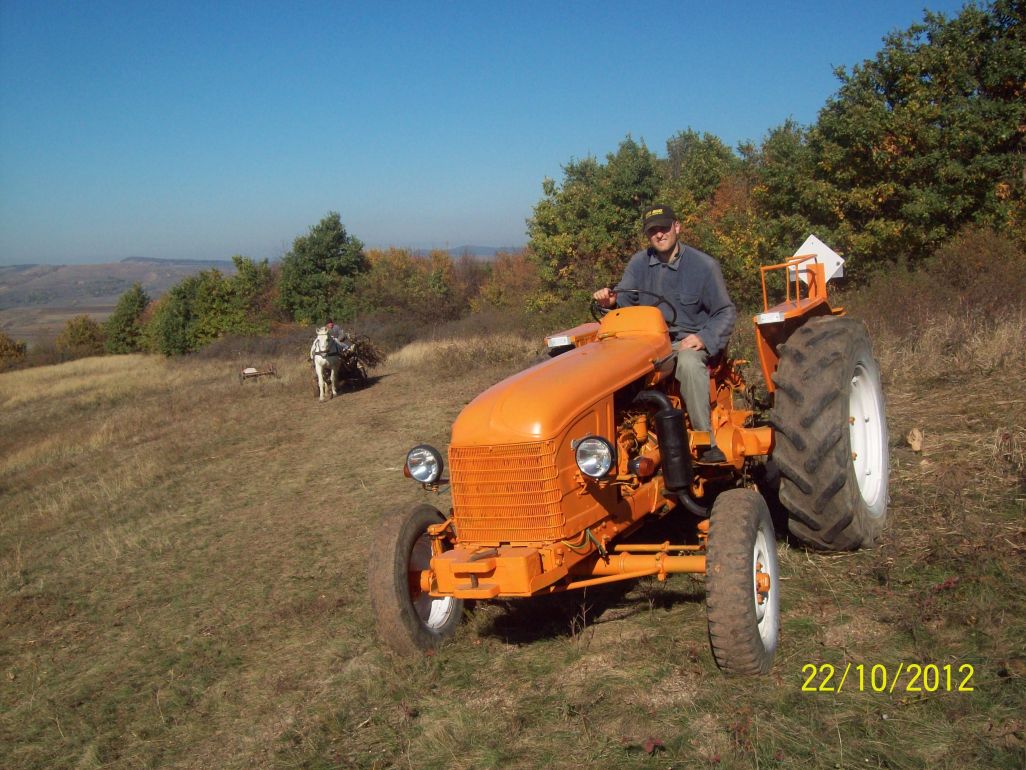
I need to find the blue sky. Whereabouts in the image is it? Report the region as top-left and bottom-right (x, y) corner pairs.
(0, 0), (973, 265)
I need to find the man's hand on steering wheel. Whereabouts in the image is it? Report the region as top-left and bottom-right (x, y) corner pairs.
(590, 287), (619, 321)
(592, 287), (617, 308)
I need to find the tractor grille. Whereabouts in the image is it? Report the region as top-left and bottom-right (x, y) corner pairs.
(449, 441), (564, 544)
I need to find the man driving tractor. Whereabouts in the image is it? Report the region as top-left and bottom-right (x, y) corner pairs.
(593, 204), (737, 463)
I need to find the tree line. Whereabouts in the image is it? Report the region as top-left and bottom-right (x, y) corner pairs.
(2, 0), (1022, 365)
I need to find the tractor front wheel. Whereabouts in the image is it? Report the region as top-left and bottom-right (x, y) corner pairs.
(368, 504), (464, 655)
(771, 316), (889, 550)
(706, 488), (780, 675)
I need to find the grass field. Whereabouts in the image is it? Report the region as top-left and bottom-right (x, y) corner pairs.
(2, 310), (1025, 768)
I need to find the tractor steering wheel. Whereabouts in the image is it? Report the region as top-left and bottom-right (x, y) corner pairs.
(590, 288), (678, 327)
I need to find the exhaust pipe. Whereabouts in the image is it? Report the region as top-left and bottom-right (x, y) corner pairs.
(633, 390), (709, 516)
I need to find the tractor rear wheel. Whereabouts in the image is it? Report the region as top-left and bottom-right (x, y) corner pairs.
(368, 504), (464, 655)
(706, 488), (780, 675)
(771, 316), (889, 550)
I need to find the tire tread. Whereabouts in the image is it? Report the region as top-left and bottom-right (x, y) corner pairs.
(771, 316), (888, 550)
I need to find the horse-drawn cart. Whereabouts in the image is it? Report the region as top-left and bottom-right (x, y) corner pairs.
(310, 332), (382, 400)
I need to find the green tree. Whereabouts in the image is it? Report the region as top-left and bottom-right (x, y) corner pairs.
(664, 129), (740, 201)
(230, 254), (278, 319)
(143, 256), (275, 355)
(278, 212), (367, 324)
(748, 121), (823, 261)
(661, 129), (742, 230)
(56, 315), (105, 357)
(145, 278), (202, 355)
(104, 283), (150, 354)
(527, 137), (662, 303)
(802, 0), (1026, 276)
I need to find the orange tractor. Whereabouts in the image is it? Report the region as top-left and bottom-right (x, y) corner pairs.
(369, 247), (888, 674)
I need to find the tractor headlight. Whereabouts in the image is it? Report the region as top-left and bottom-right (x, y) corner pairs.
(574, 436), (616, 478)
(405, 444), (444, 484)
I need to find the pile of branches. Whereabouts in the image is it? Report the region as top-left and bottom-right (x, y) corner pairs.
(350, 335), (384, 369)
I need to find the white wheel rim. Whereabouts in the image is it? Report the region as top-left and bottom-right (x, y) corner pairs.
(849, 362), (887, 514)
(752, 525), (779, 650)
(410, 534), (457, 631)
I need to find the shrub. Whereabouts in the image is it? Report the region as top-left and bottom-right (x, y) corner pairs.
(0, 330), (27, 371)
(104, 283), (150, 353)
(55, 315), (105, 358)
(840, 226), (1025, 340)
(143, 257), (274, 355)
(930, 226), (1026, 322)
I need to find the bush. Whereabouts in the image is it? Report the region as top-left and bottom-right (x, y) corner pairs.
(55, 315), (105, 358)
(189, 325), (311, 361)
(0, 330), (27, 371)
(143, 257), (274, 355)
(930, 226), (1026, 322)
(837, 227), (1025, 381)
(104, 283), (150, 353)
(840, 226), (1025, 340)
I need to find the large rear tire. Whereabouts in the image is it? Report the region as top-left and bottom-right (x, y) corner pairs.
(771, 316), (889, 550)
(706, 489), (780, 675)
(368, 504), (464, 655)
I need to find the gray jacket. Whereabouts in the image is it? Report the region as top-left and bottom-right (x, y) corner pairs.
(614, 243), (737, 357)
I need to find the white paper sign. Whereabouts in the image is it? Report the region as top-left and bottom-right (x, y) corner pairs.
(790, 234), (845, 283)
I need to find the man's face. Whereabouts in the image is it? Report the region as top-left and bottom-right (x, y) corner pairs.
(646, 220), (680, 254)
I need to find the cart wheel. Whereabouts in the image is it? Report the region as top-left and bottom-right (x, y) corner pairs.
(706, 489), (780, 675)
(368, 504), (464, 655)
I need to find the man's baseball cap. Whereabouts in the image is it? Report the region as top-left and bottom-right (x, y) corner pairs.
(642, 204), (676, 232)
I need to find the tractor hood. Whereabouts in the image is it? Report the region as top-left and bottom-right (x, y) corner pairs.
(451, 309), (672, 446)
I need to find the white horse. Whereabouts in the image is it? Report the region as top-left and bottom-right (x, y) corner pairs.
(310, 326), (342, 401)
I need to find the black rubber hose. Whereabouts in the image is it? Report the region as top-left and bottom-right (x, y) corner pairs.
(632, 389), (673, 412)
(634, 390), (710, 516)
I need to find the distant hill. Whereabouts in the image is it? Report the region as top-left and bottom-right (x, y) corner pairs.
(120, 256), (237, 269)
(448, 245), (521, 259)
(406, 245), (523, 260)
(0, 257), (237, 312)
(0, 257), (238, 346)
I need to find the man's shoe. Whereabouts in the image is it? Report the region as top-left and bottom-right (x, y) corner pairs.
(698, 446), (726, 464)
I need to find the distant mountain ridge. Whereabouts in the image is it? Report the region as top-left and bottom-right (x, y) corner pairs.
(401, 245), (522, 260)
(120, 256), (237, 268)
(0, 258), (239, 312)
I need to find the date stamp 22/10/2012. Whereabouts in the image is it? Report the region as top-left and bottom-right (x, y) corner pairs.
(801, 662), (976, 694)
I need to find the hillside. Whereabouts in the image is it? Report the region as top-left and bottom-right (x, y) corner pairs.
(1, 300), (1024, 767)
(0, 258), (237, 347)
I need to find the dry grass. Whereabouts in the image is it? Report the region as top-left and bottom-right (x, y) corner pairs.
(388, 333), (543, 372)
(872, 311), (1026, 382)
(3, 297), (1026, 768)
